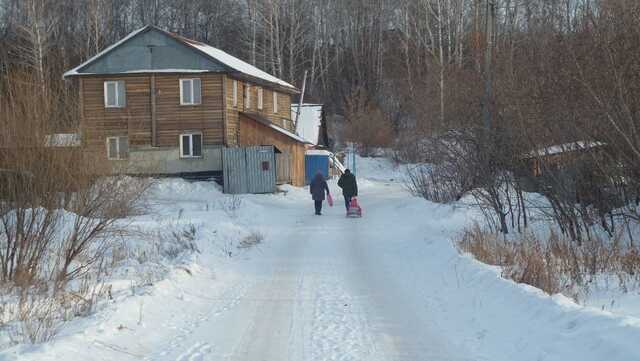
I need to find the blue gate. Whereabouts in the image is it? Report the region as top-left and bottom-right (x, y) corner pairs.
(305, 154), (330, 184)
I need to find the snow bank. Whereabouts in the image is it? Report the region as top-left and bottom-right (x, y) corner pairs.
(3, 175), (640, 361)
(349, 155), (408, 183)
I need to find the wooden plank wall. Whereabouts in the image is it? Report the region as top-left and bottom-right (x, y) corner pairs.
(224, 76), (241, 146)
(225, 76), (294, 145)
(238, 114), (305, 186)
(155, 74), (224, 146)
(81, 73), (225, 158)
(82, 75), (152, 151)
(81, 72), (294, 174)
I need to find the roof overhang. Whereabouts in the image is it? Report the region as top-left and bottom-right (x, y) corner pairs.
(523, 141), (606, 159)
(240, 112), (311, 145)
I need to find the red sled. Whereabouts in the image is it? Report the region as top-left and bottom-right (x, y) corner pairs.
(347, 197), (362, 218)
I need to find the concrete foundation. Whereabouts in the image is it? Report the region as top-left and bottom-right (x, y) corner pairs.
(112, 145), (223, 175)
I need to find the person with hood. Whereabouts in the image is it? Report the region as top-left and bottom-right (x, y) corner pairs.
(337, 169), (358, 212)
(309, 171), (330, 215)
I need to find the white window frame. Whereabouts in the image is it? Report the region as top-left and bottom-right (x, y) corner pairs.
(179, 78), (202, 105)
(104, 81), (125, 108)
(273, 91), (278, 113)
(179, 132), (203, 158)
(257, 87), (263, 110)
(106, 136), (128, 160)
(245, 85), (251, 109)
(232, 80), (238, 107)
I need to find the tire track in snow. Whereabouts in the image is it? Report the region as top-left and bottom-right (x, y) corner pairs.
(144, 275), (255, 361)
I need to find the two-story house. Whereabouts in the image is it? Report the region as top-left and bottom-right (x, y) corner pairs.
(63, 25), (307, 186)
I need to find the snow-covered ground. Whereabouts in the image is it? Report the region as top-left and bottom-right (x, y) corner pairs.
(2, 158), (640, 360)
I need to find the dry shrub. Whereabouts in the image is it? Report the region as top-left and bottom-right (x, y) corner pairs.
(238, 230), (264, 249)
(158, 223), (200, 259)
(406, 164), (466, 204)
(403, 133), (474, 204)
(15, 296), (60, 344)
(457, 224), (640, 300)
(219, 195), (242, 218)
(0, 71), (151, 344)
(344, 88), (393, 156)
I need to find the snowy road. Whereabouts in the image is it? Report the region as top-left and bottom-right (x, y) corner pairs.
(144, 185), (470, 361)
(5, 176), (640, 361)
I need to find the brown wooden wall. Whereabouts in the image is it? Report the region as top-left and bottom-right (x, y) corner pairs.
(81, 73), (225, 158)
(224, 75), (241, 146)
(82, 75), (152, 151)
(238, 114), (305, 186)
(81, 73), (294, 172)
(225, 76), (294, 146)
(155, 74), (224, 146)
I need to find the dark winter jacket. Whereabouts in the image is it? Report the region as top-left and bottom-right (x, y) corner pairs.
(310, 173), (330, 201)
(338, 171), (358, 197)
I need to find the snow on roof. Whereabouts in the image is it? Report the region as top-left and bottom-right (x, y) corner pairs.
(266, 122), (309, 144)
(187, 42), (296, 90)
(305, 149), (332, 156)
(45, 133), (81, 147)
(526, 141), (605, 158)
(292, 104), (322, 145)
(240, 112), (310, 144)
(117, 69), (210, 74)
(64, 26), (297, 91)
(63, 26), (149, 78)
(305, 149), (346, 174)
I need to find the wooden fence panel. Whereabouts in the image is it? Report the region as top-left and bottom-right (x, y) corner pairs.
(276, 152), (291, 185)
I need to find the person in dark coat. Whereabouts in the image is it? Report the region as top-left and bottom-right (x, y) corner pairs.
(337, 169), (358, 211)
(309, 172), (330, 215)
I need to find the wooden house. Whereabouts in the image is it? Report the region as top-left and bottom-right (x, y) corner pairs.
(63, 25), (307, 186)
(518, 141), (615, 207)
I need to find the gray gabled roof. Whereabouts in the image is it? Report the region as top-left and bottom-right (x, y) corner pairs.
(64, 25), (297, 93)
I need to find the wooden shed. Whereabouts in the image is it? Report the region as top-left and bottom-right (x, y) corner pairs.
(238, 112), (308, 186)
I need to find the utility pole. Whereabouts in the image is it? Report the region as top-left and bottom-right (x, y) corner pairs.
(294, 70), (308, 133)
(482, 0), (495, 130)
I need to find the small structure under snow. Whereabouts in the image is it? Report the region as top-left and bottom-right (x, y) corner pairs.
(522, 140), (607, 177)
(292, 104), (325, 145)
(525, 141), (605, 158)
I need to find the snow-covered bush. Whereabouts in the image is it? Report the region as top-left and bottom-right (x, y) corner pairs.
(156, 222), (200, 260)
(219, 195), (242, 218)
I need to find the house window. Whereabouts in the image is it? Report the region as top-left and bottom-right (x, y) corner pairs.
(106, 136), (128, 160)
(244, 85), (251, 109)
(180, 133), (203, 158)
(104, 81), (126, 108)
(180, 78), (202, 105)
(232, 80), (238, 107)
(257, 87), (263, 110)
(273, 92), (278, 113)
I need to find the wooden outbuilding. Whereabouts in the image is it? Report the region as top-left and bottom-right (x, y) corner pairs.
(238, 112), (308, 186)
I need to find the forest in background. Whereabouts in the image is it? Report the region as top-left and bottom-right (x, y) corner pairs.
(0, 0), (639, 232)
(0, 0), (634, 142)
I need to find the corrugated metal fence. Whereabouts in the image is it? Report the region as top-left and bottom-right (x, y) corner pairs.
(223, 146), (277, 194)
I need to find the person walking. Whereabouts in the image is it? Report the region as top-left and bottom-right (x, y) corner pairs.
(310, 172), (330, 215)
(337, 169), (358, 212)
